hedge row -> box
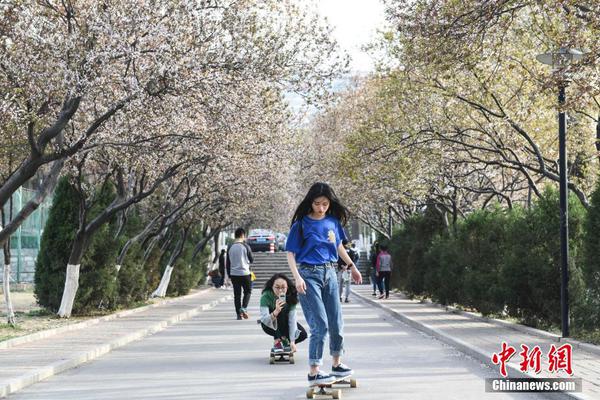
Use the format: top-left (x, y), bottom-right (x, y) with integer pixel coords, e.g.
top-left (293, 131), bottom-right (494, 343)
top-left (34, 177), bottom-right (209, 315)
top-left (389, 186), bottom-right (600, 332)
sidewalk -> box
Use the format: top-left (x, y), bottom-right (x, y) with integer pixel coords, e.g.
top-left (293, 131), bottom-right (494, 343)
top-left (0, 287), bottom-right (232, 398)
top-left (353, 285), bottom-right (600, 400)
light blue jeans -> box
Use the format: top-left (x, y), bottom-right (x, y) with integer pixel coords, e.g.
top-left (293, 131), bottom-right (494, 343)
top-left (298, 264), bottom-right (344, 366)
top-left (337, 269), bottom-right (351, 300)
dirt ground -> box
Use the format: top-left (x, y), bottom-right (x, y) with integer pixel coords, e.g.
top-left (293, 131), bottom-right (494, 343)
top-left (0, 288), bottom-right (189, 342)
top-left (0, 290), bottom-right (90, 341)
top-left (2, 290), bottom-right (40, 313)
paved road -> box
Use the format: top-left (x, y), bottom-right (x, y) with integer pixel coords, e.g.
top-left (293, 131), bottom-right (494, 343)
top-left (8, 291), bottom-right (549, 400)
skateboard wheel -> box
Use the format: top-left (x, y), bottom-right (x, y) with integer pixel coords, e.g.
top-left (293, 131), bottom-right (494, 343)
top-left (332, 389), bottom-right (342, 399)
top-left (269, 356), bottom-right (275, 365)
top-left (306, 388), bottom-right (315, 399)
top-left (350, 378), bottom-right (357, 388)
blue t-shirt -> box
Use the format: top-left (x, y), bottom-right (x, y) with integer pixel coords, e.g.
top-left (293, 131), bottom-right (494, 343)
top-left (285, 215), bottom-right (347, 265)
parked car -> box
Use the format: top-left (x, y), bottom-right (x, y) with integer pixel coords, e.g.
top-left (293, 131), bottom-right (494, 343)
top-left (246, 229), bottom-right (277, 252)
top-left (275, 233), bottom-right (287, 251)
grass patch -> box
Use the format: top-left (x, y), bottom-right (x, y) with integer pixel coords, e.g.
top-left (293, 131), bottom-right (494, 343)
top-left (24, 308), bottom-right (54, 317)
top-left (0, 323), bottom-right (22, 331)
top-left (572, 330), bottom-right (600, 346)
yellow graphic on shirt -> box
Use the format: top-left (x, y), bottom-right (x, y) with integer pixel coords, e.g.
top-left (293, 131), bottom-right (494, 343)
top-left (327, 229), bottom-right (336, 243)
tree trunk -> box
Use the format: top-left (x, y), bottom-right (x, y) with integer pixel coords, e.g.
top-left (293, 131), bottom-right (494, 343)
top-left (150, 228), bottom-right (188, 298)
top-left (2, 190), bottom-right (16, 325)
top-left (192, 225), bottom-right (220, 260)
top-left (151, 265), bottom-right (174, 298)
top-left (57, 232), bottom-right (89, 318)
top-left (596, 113), bottom-right (600, 164)
top-left (115, 214), bottom-right (161, 272)
top-left (3, 263), bottom-right (16, 326)
top-left (211, 229), bottom-right (221, 264)
top-left (57, 264), bottom-right (80, 318)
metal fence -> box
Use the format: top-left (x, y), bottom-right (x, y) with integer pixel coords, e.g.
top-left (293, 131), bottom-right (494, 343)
top-left (1, 187), bottom-right (52, 283)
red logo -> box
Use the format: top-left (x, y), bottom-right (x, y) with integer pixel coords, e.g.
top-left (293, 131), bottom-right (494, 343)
top-left (548, 344), bottom-right (573, 375)
top-left (519, 344), bottom-right (543, 374)
top-left (492, 342), bottom-right (517, 377)
top-left (492, 342), bottom-right (574, 377)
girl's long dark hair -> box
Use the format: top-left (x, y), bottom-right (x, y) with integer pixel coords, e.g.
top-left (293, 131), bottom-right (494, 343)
top-left (262, 273), bottom-right (299, 306)
top-left (291, 182), bottom-right (349, 226)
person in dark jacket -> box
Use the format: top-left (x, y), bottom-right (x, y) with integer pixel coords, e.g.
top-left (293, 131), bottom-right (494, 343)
top-left (368, 242), bottom-right (382, 296)
top-left (218, 249), bottom-right (227, 287)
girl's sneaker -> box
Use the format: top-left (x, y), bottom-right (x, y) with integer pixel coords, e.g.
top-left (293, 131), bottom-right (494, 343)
top-left (331, 363), bottom-right (354, 377)
top-left (307, 372), bottom-right (337, 386)
top-left (281, 338), bottom-right (292, 352)
top-left (272, 341), bottom-right (284, 354)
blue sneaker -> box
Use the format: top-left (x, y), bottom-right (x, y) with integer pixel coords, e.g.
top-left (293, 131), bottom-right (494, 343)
top-left (331, 363), bottom-right (353, 377)
top-left (308, 372), bottom-right (337, 386)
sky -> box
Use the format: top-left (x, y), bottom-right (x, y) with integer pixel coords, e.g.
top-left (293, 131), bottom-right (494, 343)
top-left (286, 1), bottom-right (388, 112)
top-left (316, 0), bottom-right (387, 74)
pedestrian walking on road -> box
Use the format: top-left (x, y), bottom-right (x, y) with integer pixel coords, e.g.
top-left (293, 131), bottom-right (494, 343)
top-left (259, 273), bottom-right (308, 354)
top-left (376, 243), bottom-right (393, 299)
top-left (227, 228), bottom-right (254, 320)
top-left (367, 242), bottom-right (382, 296)
top-left (218, 249), bottom-right (227, 288)
top-left (336, 239), bottom-right (354, 303)
top-left (285, 182), bottom-right (363, 387)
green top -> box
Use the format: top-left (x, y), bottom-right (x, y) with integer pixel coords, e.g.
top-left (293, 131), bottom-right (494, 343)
top-left (260, 289), bottom-right (296, 311)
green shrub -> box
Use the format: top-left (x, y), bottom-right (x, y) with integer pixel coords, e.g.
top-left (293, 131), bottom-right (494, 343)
top-left (389, 186), bottom-right (594, 331)
top-left (167, 227), bottom-right (208, 296)
top-left (72, 182), bottom-right (120, 314)
top-left (34, 177), bottom-right (79, 312)
top-left (502, 188), bottom-right (587, 328)
top-left (35, 178), bottom-right (121, 314)
top-left (577, 179), bottom-right (600, 330)
top-left (116, 242), bottom-right (149, 307)
top-left (389, 207), bottom-right (445, 296)
top-left (457, 208), bottom-right (510, 315)
top-left (424, 234), bottom-right (463, 305)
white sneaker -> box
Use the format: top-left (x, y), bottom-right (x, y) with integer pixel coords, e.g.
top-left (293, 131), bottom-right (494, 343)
top-left (308, 372), bottom-right (337, 386)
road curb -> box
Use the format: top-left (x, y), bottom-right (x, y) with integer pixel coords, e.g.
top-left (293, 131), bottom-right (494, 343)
top-left (0, 292), bottom-right (232, 398)
top-left (354, 291), bottom-right (585, 400)
top-left (0, 287), bottom-right (216, 350)
top-left (393, 290), bottom-right (600, 357)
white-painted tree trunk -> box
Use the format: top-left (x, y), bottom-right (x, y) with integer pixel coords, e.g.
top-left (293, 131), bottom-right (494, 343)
top-left (151, 265), bottom-right (173, 298)
top-left (3, 264), bottom-right (15, 325)
top-left (58, 264), bottom-right (80, 318)
top-left (115, 264), bottom-right (122, 273)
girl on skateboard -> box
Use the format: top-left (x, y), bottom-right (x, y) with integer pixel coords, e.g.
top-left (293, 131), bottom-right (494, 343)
top-left (285, 182), bottom-right (362, 386)
top-left (259, 273), bottom-right (308, 353)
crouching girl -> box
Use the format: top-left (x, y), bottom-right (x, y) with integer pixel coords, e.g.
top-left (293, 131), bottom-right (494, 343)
top-left (260, 273), bottom-right (308, 353)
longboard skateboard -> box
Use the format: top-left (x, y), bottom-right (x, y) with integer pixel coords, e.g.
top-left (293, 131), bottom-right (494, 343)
top-left (269, 349), bottom-right (295, 364)
top-left (306, 375), bottom-right (358, 399)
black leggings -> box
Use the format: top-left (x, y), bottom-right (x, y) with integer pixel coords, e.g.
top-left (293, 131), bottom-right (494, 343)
top-left (261, 321), bottom-right (308, 343)
top-left (378, 271), bottom-right (391, 296)
top-left (230, 275), bottom-right (252, 315)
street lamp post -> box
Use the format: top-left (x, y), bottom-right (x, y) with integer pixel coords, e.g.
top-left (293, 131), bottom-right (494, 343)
top-left (388, 205), bottom-right (393, 238)
top-left (536, 47), bottom-right (584, 338)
